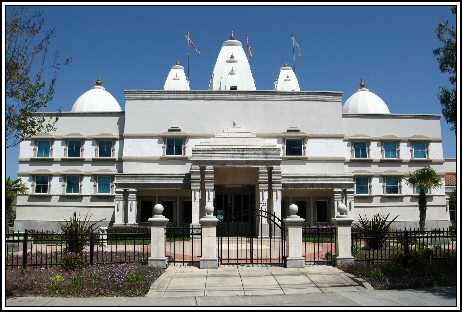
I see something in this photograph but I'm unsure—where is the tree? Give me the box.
[406,167,442,231]
[433,6,456,131]
[5,177,28,228]
[6,7,71,148]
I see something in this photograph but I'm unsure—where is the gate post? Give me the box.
[284,204,305,268]
[148,203,169,268]
[332,201,355,267]
[199,202,219,269]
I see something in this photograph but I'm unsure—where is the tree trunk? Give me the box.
[418,189,427,232]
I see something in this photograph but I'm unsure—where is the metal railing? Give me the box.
[351,227,457,263]
[165,224,202,265]
[303,224,337,265]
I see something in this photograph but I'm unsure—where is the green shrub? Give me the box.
[352,213,398,250]
[61,212,99,254]
[61,251,87,271]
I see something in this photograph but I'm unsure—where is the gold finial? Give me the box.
[229,30,236,40]
[360,79,366,89]
[95,79,103,86]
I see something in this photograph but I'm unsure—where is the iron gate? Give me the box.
[217,209,286,266]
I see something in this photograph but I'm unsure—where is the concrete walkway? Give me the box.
[147,264,367,297]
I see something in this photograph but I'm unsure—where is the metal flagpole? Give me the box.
[187,51,190,82]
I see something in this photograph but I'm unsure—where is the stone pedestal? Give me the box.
[284,204,305,268]
[200,203,219,269]
[332,217,355,267]
[148,204,169,268]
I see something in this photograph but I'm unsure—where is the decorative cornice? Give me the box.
[342,113,440,120]
[30,111,124,117]
[124,90,343,102]
[27,134,123,140]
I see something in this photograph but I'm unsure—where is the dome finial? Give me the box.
[175,59,181,65]
[95,78,103,86]
[360,79,366,89]
[229,30,236,40]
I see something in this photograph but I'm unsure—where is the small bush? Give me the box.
[352,213,398,250]
[61,212,99,254]
[61,252,87,271]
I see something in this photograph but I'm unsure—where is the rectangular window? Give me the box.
[97,176,112,193]
[98,141,113,157]
[383,142,398,159]
[66,175,80,193]
[413,142,428,159]
[67,140,82,157]
[37,141,51,158]
[285,138,304,156]
[385,176,400,194]
[35,175,49,193]
[355,176,370,194]
[166,137,184,156]
[353,142,368,158]
[415,185,430,194]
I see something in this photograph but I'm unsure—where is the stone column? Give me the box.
[271,165,282,221]
[204,165,215,210]
[127,188,138,224]
[258,166,269,236]
[346,188,355,213]
[200,203,219,269]
[332,217,354,267]
[148,203,169,268]
[114,189,125,225]
[284,203,305,268]
[191,164,201,226]
[98,226,108,249]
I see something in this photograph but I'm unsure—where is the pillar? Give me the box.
[148,203,169,268]
[127,188,138,224]
[204,165,215,210]
[191,164,201,225]
[199,203,219,269]
[284,203,305,268]
[332,217,354,267]
[258,166,269,236]
[114,189,125,225]
[271,165,282,221]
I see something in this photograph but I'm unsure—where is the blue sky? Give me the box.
[5,5,457,177]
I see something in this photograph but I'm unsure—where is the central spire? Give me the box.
[210,32,256,90]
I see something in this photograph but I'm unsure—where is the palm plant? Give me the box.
[6,176,28,227]
[406,167,442,231]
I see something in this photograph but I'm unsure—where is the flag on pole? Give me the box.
[185,31,200,55]
[290,33,301,69]
[245,34,254,59]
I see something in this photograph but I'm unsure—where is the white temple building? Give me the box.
[14,32,452,231]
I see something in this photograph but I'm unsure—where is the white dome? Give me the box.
[343,80,390,114]
[274,64,300,91]
[210,31,256,91]
[71,80,122,112]
[164,62,190,91]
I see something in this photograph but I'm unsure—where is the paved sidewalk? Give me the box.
[6,287,457,307]
[147,264,367,298]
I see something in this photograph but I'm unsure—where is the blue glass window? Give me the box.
[37,141,50,158]
[353,142,368,158]
[35,176,49,193]
[355,176,370,194]
[413,143,428,159]
[166,137,184,156]
[66,175,80,193]
[98,141,113,157]
[383,142,398,159]
[385,176,400,194]
[67,140,81,157]
[97,176,112,193]
[286,139,304,156]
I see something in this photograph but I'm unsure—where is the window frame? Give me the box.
[35,140,52,158]
[164,136,185,156]
[355,176,371,195]
[412,142,429,159]
[382,141,400,159]
[66,140,83,158]
[34,175,50,194]
[65,175,81,194]
[97,140,114,158]
[383,176,401,194]
[96,175,113,194]
[284,137,305,157]
[352,141,369,159]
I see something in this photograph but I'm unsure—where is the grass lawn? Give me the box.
[6,263,164,297]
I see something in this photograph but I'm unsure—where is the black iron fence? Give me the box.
[303,224,337,265]
[351,228,457,263]
[165,224,202,265]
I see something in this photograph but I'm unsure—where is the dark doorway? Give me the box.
[316,200,328,223]
[140,201,152,222]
